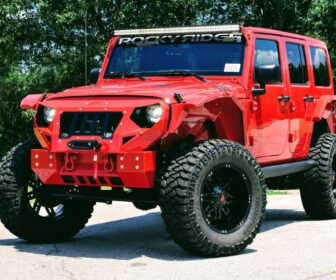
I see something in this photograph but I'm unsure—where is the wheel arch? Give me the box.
[204,97,246,145]
[165,96,246,146]
[311,95,336,147]
[311,119,330,147]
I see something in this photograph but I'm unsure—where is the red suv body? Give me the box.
[2,25,335,257]
[21,25,335,188]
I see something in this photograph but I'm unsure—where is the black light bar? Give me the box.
[113,25,241,36]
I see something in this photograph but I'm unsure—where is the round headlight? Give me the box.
[146,104,163,124]
[43,107,56,124]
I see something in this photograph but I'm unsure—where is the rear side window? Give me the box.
[286,43,308,84]
[309,47,330,87]
[254,39,282,83]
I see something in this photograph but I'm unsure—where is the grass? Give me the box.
[266,189,289,195]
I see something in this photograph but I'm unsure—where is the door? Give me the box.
[250,36,290,158]
[284,40,314,158]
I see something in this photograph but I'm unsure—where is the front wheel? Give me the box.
[159,140,266,257]
[0,140,95,242]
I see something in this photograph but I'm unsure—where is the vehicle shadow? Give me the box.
[0,208,309,260]
[261,208,309,233]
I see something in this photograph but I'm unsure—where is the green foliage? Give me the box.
[202,0,336,75]
[0,0,335,155]
[304,0,336,77]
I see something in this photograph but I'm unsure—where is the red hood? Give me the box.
[46,79,247,106]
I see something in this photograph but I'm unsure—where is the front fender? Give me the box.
[20,94,46,110]
[313,95,336,133]
[313,95,336,121]
[163,95,246,147]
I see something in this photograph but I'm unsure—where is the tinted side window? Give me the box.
[310,47,330,86]
[254,39,282,83]
[286,43,308,84]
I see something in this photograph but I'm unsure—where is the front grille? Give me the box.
[60,112,123,139]
[60,175,124,186]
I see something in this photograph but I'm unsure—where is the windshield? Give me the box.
[105,38,245,77]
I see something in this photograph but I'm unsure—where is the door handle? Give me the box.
[278,95,291,102]
[304,96,314,102]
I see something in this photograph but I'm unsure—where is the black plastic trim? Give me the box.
[262,160,316,179]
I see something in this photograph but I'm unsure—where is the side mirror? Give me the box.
[253,64,281,97]
[255,64,281,88]
[90,68,101,84]
[252,87,266,97]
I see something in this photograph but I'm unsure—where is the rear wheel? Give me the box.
[300,133,336,219]
[0,140,95,242]
[159,140,266,257]
[133,202,157,211]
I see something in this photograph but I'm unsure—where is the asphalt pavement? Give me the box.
[0,190,336,280]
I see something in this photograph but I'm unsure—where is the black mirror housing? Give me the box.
[254,64,281,88]
[90,68,101,84]
[252,88,266,97]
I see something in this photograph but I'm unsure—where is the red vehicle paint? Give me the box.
[2,25,335,256]
[21,26,335,188]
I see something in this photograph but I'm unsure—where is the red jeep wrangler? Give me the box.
[0,25,335,257]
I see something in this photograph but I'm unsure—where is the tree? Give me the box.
[0,0,203,155]
[0,0,335,156]
[203,0,335,76]
[304,0,336,77]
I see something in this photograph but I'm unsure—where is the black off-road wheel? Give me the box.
[0,140,95,242]
[300,133,336,219]
[159,140,266,257]
[133,202,157,211]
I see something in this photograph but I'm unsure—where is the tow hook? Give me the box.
[104,156,114,173]
[64,153,76,171]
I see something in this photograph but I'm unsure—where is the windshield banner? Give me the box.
[118,33,242,46]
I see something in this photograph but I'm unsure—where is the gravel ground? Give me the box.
[0,190,336,280]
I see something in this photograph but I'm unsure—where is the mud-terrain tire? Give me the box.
[133,202,157,211]
[159,140,266,257]
[0,140,95,242]
[300,133,336,219]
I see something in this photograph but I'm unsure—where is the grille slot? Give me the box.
[98,177,107,184]
[62,176,75,184]
[109,177,123,186]
[77,176,86,184]
[60,112,123,139]
[87,176,97,185]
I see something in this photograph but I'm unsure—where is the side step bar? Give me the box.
[261,160,317,179]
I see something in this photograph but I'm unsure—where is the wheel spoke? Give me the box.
[203,205,214,217]
[27,192,36,200]
[201,197,214,204]
[33,201,41,214]
[222,181,230,189]
[214,206,222,220]
[46,207,56,217]
[225,195,234,205]
[222,206,230,216]
[203,179,214,192]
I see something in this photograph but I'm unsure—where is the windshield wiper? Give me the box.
[156,71,208,82]
[104,72,146,81]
